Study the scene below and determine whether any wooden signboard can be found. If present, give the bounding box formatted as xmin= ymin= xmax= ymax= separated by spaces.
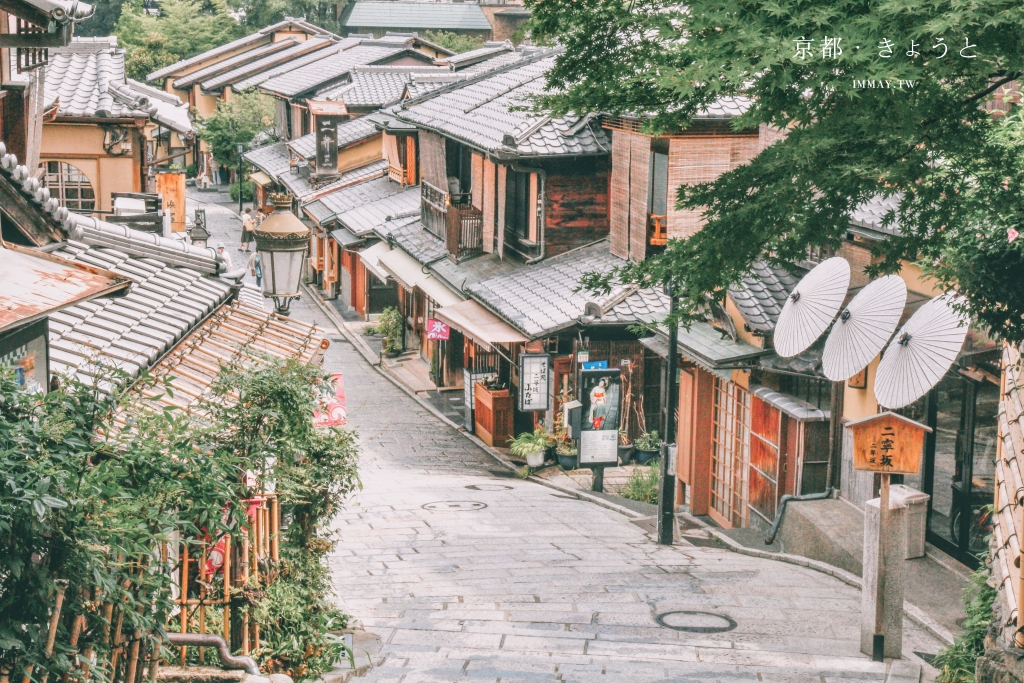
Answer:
xmin=848 ymin=411 xmax=930 ymax=475
xmin=155 ymin=171 xmax=186 ymax=233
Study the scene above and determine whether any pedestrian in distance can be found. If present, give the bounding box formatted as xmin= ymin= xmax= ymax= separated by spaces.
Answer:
xmin=247 ymin=251 xmax=263 ymax=289
xmin=239 ymin=208 xmax=255 ymax=252
xmin=216 ymin=242 xmax=234 ymax=272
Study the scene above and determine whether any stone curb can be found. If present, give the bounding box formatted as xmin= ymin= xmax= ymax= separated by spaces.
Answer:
xmin=702 ymin=526 xmax=955 ymax=647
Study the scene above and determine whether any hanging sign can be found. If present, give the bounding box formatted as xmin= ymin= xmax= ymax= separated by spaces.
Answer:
xmin=518 ymin=353 xmax=550 ymax=411
xmin=848 ymin=411 xmax=930 ymax=474
xmin=314 ymin=115 xmax=343 ymax=175
xmin=582 ymin=360 xmax=608 ymax=370
xmin=578 ymin=368 xmax=621 ymax=465
xmin=427 ymin=318 xmax=450 ymax=341
xmin=313 ymin=373 xmax=347 ymax=427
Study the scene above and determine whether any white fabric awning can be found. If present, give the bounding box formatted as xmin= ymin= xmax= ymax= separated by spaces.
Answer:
xmin=359 ymin=241 xmax=391 ymax=283
xmin=434 ymin=299 xmax=529 ymax=351
xmin=379 ymin=248 xmax=462 ymax=307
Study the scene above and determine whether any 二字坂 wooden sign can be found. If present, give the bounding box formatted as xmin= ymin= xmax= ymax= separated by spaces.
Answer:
xmin=847 ymin=412 xmax=931 ymax=474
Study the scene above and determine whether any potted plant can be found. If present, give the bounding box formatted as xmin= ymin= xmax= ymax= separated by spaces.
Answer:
xmin=617 ymin=429 xmax=634 ymax=466
xmin=508 ymin=428 xmax=551 ymax=468
xmin=634 ymin=430 xmax=661 ymax=464
xmin=556 ymin=441 xmax=578 ymax=470
xmin=371 ymin=307 xmax=403 ymax=357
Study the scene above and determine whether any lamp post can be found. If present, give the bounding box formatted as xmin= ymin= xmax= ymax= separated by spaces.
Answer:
xmin=237 ymin=142 xmax=245 ymax=216
xmin=253 ymin=193 xmax=309 ymax=316
xmin=657 ymin=282 xmax=679 ymax=546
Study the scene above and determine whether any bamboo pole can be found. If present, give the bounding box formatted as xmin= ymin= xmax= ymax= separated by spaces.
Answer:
xmin=123 ymin=640 xmax=140 ymax=683
xmin=179 ymin=545 xmax=189 ymax=665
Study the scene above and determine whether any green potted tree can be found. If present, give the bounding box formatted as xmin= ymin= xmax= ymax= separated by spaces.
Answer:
xmin=371 ymin=307 xmax=403 ymax=357
xmin=556 ymin=440 xmax=578 ymax=470
xmin=617 ymin=429 xmax=633 ymax=466
xmin=634 ymin=430 xmax=661 ymax=465
xmin=508 ymin=428 xmax=551 ymax=468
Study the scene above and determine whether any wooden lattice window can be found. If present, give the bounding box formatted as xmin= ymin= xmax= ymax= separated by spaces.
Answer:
xmin=41 ymin=161 xmax=96 ymax=211
xmin=711 ymin=378 xmax=750 ymax=528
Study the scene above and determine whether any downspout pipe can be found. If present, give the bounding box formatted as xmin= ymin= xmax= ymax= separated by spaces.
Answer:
xmin=764 ymin=488 xmax=834 ymax=545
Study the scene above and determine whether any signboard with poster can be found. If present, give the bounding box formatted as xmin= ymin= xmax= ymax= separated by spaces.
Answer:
xmin=848 ymin=411 xmax=930 ymax=474
xmin=518 ymin=353 xmax=549 ymax=412
xmin=0 ymin=319 xmax=49 ymax=394
xmin=312 ymin=373 xmax=346 ymax=427
xmin=578 ymin=368 xmax=621 ymax=465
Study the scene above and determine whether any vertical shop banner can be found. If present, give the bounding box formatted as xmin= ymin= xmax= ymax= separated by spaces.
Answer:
xmin=578 ymin=368 xmax=621 ymax=465
xmin=313 ymin=373 xmax=347 ymax=426
xmin=315 ymin=116 xmax=341 ymax=175
xmin=427 ymin=318 xmax=450 ymax=341
xmin=518 ymin=354 xmax=550 ymax=412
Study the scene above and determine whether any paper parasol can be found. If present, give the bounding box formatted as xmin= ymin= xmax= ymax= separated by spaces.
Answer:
xmin=773 ymin=257 xmax=851 ymax=358
xmin=822 ymin=275 xmax=907 ymax=381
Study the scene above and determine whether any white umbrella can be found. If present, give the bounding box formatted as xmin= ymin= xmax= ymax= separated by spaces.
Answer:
xmin=874 ymin=294 xmax=970 ymax=409
xmin=822 ymin=275 xmax=907 ymax=381
xmin=773 ymin=257 xmax=851 ymax=358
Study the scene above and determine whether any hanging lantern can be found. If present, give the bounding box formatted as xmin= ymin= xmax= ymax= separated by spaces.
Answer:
xmin=253 ymin=193 xmax=310 ymax=315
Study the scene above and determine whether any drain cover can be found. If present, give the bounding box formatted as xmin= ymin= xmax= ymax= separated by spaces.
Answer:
xmin=655 ymin=611 xmax=737 ymax=633
xmin=422 ymin=501 xmax=487 ymax=511
xmin=465 ymin=484 xmax=513 ymax=491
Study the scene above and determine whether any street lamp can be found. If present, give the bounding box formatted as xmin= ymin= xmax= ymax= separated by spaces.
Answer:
xmin=236 ymin=142 xmax=245 ymax=215
xmin=253 ymin=193 xmax=309 ymax=316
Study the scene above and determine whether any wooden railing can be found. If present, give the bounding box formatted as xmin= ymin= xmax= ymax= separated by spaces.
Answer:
xmin=648 ymin=214 xmax=667 ymax=246
xmin=421 ymin=180 xmax=448 ymax=241
xmin=422 ymin=181 xmax=483 ymax=262
xmin=388 ymin=164 xmax=405 ymax=186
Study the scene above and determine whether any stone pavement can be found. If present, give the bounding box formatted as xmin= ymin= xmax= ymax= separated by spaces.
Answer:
xmin=188 ymin=189 xmax=943 ymax=682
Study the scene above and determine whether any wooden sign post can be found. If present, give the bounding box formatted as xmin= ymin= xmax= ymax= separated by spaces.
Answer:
xmin=847 ymin=411 xmax=930 ymax=661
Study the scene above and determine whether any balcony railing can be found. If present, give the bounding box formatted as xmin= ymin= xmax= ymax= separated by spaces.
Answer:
xmin=649 ymin=214 xmax=667 ymax=246
xmin=422 ymin=181 xmax=483 ymax=262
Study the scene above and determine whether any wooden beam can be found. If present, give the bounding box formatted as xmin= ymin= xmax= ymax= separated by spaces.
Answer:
xmin=0 ymin=173 xmax=61 ymax=246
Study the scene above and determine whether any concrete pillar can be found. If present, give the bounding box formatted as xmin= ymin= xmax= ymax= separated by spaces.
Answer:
xmin=860 ymin=496 xmax=907 ymax=659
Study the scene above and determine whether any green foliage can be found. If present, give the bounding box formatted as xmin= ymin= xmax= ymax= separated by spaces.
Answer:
xmin=507 ymin=428 xmax=551 ymax=456
xmin=238 ymin=0 xmax=340 ymax=34
xmin=530 ymin=0 xmax=1024 ymax=342
xmin=424 ymin=30 xmax=484 ymax=55
xmin=932 ymin=564 xmax=996 ymax=682
xmin=515 ymin=465 xmax=531 ymax=479
xmin=185 ymin=163 xmax=199 ymax=178
xmin=230 ymin=181 xmax=255 ymax=202
xmin=621 ymin=460 xmax=661 ymax=505
xmin=371 ymin=307 xmax=403 ymax=354
xmin=634 ymin=430 xmax=660 ymax=451
xmin=76 ymin=0 xmax=128 ymax=37
xmin=197 ymin=91 xmax=278 ymax=168
xmin=115 ymin=0 xmax=242 ymax=80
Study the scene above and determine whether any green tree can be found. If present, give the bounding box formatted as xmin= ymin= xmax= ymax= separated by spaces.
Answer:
xmin=529 ymin=0 xmax=1024 ymax=342
xmin=238 ymin=0 xmax=339 ymax=34
xmin=424 ymin=30 xmax=484 ymax=54
xmin=115 ymin=0 xmax=242 ymax=81
xmin=197 ymin=89 xmax=277 ymax=167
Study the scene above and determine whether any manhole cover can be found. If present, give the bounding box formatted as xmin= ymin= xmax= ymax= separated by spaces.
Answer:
xmin=465 ymin=484 xmax=512 ymax=491
xmin=655 ymin=611 xmax=737 ymax=633
xmin=422 ymin=501 xmax=487 ymax=511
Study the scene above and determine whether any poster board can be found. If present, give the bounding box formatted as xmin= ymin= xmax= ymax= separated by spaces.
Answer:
xmin=578 ymin=368 xmax=621 ymax=465
xmin=518 ymin=353 xmax=550 ymax=412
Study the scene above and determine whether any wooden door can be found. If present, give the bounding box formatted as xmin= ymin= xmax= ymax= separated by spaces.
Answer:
xmin=748 ymin=396 xmax=782 ymax=528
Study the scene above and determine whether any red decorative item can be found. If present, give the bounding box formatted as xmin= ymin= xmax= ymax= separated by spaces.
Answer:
xmin=426 ymin=319 xmax=450 ymax=341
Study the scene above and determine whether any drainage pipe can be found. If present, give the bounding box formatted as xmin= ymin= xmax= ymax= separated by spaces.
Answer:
xmin=164 ymin=632 xmax=261 ymax=675
xmin=764 ymin=488 xmax=834 ymax=546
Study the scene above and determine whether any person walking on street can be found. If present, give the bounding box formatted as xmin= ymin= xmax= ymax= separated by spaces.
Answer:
xmin=239 ymin=208 xmax=255 ymax=252
xmin=256 ymin=208 xmax=267 ymax=227
xmin=247 ymin=251 xmax=263 ymax=289
xmin=216 ymin=242 xmax=234 ymax=272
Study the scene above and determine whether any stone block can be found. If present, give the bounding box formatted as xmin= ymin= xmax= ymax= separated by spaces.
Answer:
xmin=860 ymin=496 xmax=907 ymax=660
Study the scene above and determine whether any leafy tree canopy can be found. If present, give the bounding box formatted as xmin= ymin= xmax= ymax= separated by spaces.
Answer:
xmin=238 ymin=0 xmax=339 ymax=34
xmin=197 ymin=89 xmax=277 ymax=167
xmin=529 ymin=0 xmax=1024 ymax=342
xmin=424 ymin=30 xmax=484 ymax=54
xmin=115 ymin=0 xmax=242 ymax=81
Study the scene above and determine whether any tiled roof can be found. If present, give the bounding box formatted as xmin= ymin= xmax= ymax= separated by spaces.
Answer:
xmin=428 ymin=252 xmax=520 ymax=294
xmin=230 ymin=39 xmax=361 ymax=92
xmin=603 ymin=288 xmax=671 ymax=325
xmin=202 ymin=37 xmax=340 ymax=92
xmin=260 ymin=45 xmax=403 ymax=98
xmin=146 ymin=18 xmax=335 ymax=81
xmin=344 ymin=1 xmax=492 ymax=31
xmin=280 ymin=158 xmax=388 ymax=203
xmin=849 ymin=194 xmax=901 ymax=236
xmin=126 ymin=79 xmax=193 ymax=134
xmin=750 ymin=385 xmax=829 ymax=422
xmin=696 ymin=96 xmax=752 ymax=118
xmin=456 ymin=50 xmax=528 ymax=77
xmin=302 ymin=175 xmax=406 ymax=224
xmin=395 ymin=54 xmax=610 ymax=158
xmin=317 ymin=68 xmax=442 ymax=108
xmin=336 ymin=186 xmax=420 ymax=236
xmin=244 ymin=142 xmax=292 ymax=182
xmin=389 ymin=219 xmax=446 ymax=264
xmin=727 ymin=260 xmax=799 ymax=333
xmin=405 ymin=78 xmax=458 ymax=99
xmin=22 ymin=0 xmax=93 ymax=22
xmin=287 ymin=116 xmax=380 ymax=160
xmin=173 ymin=39 xmax=298 ymax=90
xmin=441 ymin=42 xmax=513 ymax=68
xmin=45 ymin=41 xmax=140 ymax=118
xmin=467 ymin=241 xmax=629 ymax=338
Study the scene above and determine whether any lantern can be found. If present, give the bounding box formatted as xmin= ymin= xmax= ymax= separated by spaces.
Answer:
xmin=188 ymin=209 xmax=210 ymax=248
xmin=253 ymin=193 xmax=310 ymax=316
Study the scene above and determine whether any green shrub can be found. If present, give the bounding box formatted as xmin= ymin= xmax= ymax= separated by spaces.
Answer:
xmin=621 ymin=460 xmax=660 ymax=505
xmin=230 ymin=180 xmax=254 ymax=202
xmin=932 ymin=563 xmax=996 ymax=683
xmin=185 ymin=163 xmax=199 ymax=178
xmin=635 ymin=430 xmax=661 ymax=451
xmin=371 ymin=307 xmax=403 ymax=353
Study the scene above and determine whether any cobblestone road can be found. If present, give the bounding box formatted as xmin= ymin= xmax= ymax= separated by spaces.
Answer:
xmin=190 ymin=191 xmax=942 ymax=683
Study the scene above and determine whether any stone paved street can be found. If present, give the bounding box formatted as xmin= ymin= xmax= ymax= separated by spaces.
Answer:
xmin=189 ymin=190 xmax=942 ymax=683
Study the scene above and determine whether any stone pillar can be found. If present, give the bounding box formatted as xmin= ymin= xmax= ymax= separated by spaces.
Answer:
xmin=861 ymin=496 xmax=907 ymax=659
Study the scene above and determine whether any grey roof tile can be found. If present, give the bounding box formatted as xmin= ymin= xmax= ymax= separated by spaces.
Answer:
xmin=230 ymin=38 xmax=361 ymax=91
xmin=303 ymin=174 xmax=406 ymax=224
xmin=466 ymin=241 xmax=630 ymax=337
xmin=244 ymin=142 xmax=292 ymax=181
xmin=395 ymin=54 xmax=610 ymax=158
xmin=202 ymin=37 xmax=339 ymax=92
xmin=604 ymin=288 xmax=671 ymax=325
xmin=336 ymin=186 xmax=420 ymax=235
xmin=727 ymin=260 xmax=799 ymax=333
xmin=344 ymin=1 xmax=492 ymax=31
xmin=390 ymin=219 xmax=446 ymax=264
xmin=287 ymin=116 xmax=380 ymax=159
xmin=173 ymin=39 xmax=298 ymax=89
xmin=849 ymin=194 xmax=901 ymax=236
xmin=260 ymin=45 xmax=403 ymax=98
xmin=280 ymin=158 xmax=388 ymax=202
xmin=317 ymin=68 xmax=441 ymax=107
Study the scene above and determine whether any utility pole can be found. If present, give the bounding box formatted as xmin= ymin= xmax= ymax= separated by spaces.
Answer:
xmin=237 ymin=142 xmax=245 ymax=216
xmin=657 ymin=284 xmax=679 ymax=546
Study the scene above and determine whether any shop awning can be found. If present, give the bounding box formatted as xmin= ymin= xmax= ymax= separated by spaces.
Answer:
xmin=329 ymin=226 xmax=365 ymax=248
xmin=639 ymin=322 xmax=770 ymax=374
xmin=434 ymin=299 xmax=529 ymax=351
xmin=358 ymin=241 xmax=391 ymax=283
xmin=379 ymin=248 xmax=462 ymax=307
xmin=249 ymin=171 xmax=274 ymax=187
